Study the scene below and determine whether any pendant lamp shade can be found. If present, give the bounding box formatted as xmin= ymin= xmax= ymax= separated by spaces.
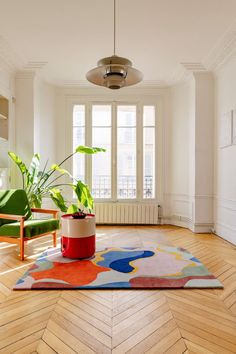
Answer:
xmin=86 ymin=55 xmax=143 ymax=90
xmin=86 ymin=1 xmax=143 ymax=89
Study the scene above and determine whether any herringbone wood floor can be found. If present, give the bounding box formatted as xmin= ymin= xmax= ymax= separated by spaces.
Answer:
xmin=0 ymin=225 xmax=236 ymax=353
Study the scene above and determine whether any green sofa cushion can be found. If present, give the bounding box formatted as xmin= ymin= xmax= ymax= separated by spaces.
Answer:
xmin=0 ymin=189 xmax=32 ymax=226
xmin=0 ymin=218 xmax=60 ymax=238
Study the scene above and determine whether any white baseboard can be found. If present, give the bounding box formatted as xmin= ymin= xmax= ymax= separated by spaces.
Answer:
xmin=162 ymin=216 xmax=213 ymax=234
xmin=161 ymin=215 xmax=190 ymax=229
xmin=189 ymin=222 xmax=213 ymax=233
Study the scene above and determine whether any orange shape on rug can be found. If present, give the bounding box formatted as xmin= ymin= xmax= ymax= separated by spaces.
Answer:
xmin=31 ymin=260 xmax=110 ymax=286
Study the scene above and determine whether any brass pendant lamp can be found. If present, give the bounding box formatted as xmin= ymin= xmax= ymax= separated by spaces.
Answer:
xmin=86 ymin=0 xmax=143 ymax=89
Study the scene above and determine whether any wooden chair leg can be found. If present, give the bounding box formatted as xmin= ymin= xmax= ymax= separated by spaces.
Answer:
xmin=52 ymin=231 xmax=57 ymax=247
xmin=20 ymin=219 xmax=24 ymax=261
xmin=20 ymin=238 xmax=24 ymax=261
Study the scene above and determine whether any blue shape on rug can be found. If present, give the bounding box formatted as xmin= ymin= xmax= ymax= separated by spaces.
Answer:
xmin=109 ymin=250 xmax=154 ymax=273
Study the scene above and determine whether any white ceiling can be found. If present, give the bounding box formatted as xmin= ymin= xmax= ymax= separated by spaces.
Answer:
xmin=0 ymin=0 xmax=236 ymax=86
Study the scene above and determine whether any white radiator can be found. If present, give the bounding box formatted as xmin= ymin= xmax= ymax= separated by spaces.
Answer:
xmin=94 ymin=203 xmax=159 ymax=225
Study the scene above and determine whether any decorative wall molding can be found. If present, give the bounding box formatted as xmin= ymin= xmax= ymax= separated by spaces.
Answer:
xmin=162 ymin=193 xmax=192 ymax=229
xmin=203 ymin=20 xmax=236 ymax=71
xmin=214 ymin=196 xmax=236 ymax=211
xmin=214 ymin=196 xmax=236 ymax=245
xmin=163 ymin=193 xmax=216 ymax=233
xmin=214 ymin=222 xmax=236 ymax=245
xmin=193 ymin=195 xmax=214 ymax=199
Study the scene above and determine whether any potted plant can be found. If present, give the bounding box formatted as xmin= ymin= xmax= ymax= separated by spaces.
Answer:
xmin=9 ymin=145 xmax=105 ymax=259
xmin=8 ymin=145 xmax=105 ymax=212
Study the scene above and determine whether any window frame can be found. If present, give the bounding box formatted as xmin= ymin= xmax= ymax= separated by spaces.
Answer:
xmin=91 ymin=103 xmax=113 ymax=199
xmin=66 ymin=96 xmax=161 ymax=205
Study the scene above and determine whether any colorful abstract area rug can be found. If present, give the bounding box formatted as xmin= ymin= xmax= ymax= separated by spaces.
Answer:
xmin=14 ymin=246 xmax=223 ymax=289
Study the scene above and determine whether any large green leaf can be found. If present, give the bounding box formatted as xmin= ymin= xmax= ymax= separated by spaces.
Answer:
xmin=29 ymin=193 xmax=42 ymax=208
xmin=75 ymin=145 xmax=106 ymax=154
xmin=50 ymin=164 xmax=72 ymax=178
xmin=8 ymin=152 xmax=29 ymax=176
xmin=28 ymin=153 xmax=40 ymax=187
xmin=74 ymin=180 xmax=94 ymax=210
xmin=67 ymin=204 xmax=79 ymax=214
xmin=49 ymin=188 xmax=68 ymax=212
xmin=38 ymin=170 xmax=50 ymax=184
xmin=8 ymin=152 xmax=30 ymax=188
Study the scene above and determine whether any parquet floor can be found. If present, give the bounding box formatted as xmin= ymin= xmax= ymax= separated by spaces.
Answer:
xmin=0 ymin=225 xmax=236 ymax=353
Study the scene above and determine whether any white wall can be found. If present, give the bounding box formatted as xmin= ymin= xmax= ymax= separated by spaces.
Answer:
xmin=190 ymin=72 xmax=214 ymax=232
xmin=12 ymin=73 xmax=57 ymax=188
xmin=15 ymin=72 xmax=35 ymax=168
xmin=34 ymin=78 xmax=56 ymax=166
xmin=166 ymin=72 xmax=214 ymax=233
xmin=0 ymin=62 xmax=15 ymax=187
xmin=164 ymin=80 xmax=191 ymax=226
xmin=214 ymin=55 xmax=236 ymax=244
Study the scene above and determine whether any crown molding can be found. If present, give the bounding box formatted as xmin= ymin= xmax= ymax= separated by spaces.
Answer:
xmin=23 ymin=61 xmax=48 ymax=70
xmin=138 ymin=80 xmax=168 ymax=88
xmin=181 ymin=62 xmax=206 ymax=71
xmin=203 ymin=20 xmax=236 ymax=71
xmin=169 ymin=62 xmax=208 ymax=85
xmin=0 ymin=37 xmax=48 ymax=77
xmin=170 ymin=22 xmax=236 ymax=84
xmin=0 ymin=36 xmax=24 ymax=73
xmin=57 ymin=79 xmax=169 ymax=89
xmin=15 ymin=70 xmax=36 ymax=80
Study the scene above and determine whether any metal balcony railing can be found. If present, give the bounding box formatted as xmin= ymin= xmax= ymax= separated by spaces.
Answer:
xmin=74 ymin=175 xmax=154 ymax=199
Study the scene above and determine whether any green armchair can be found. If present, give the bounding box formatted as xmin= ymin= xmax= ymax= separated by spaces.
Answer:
xmin=0 ymin=189 xmax=60 ymax=260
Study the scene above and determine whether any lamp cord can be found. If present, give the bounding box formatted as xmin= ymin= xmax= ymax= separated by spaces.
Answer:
xmin=114 ymin=0 xmax=116 ymax=56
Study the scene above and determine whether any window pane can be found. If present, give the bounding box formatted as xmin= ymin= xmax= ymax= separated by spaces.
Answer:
xmin=117 ymin=105 xmax=136 ymax=126
xmin=117 ymin=105 xmax=136 ymax=199
xmin=143 ymin=105 xmax=155 ymax=126
xmin=73 ymin=105 xmax=85 ymax=126
xmin=92 ymin=105 xmax=111 ymax=126
xmin=143 ymin=106 xmax=155 ymax=198
xmin=73 ymin=105 xmax=85 ymax=181
xmin=92 ymin=105 xmax=111 ymax=198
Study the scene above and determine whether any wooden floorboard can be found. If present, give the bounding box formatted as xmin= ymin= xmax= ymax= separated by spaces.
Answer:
xmin=0 ymin=225 xmax=236 ymax=353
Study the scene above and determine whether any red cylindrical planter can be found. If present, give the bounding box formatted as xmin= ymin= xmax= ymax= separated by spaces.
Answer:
xmin=61 ymin=214 xmax=95 ymax=259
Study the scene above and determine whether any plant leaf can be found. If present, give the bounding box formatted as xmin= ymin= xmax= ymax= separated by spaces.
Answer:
xmin=49 ymin=188 xmax=68 ymax=212
xmin=8 ymin=152 xmax=30 ymax=189
xmin=30 ymin=193 xmax=42 ymax=208
xmin=67 ymin=204 xmax=78 ymax=214
xmin=74 ymin=180 xmax=94 ymax=210
xmin=8 ymin=152 xmax=29 ymax=175
xmin=28 ymin=153 xmax=40 ymax=187
xmin=50 ymin=164 xmax=72 ymax=178
xmin=75 ymin=145 xmax=106 ymax=154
